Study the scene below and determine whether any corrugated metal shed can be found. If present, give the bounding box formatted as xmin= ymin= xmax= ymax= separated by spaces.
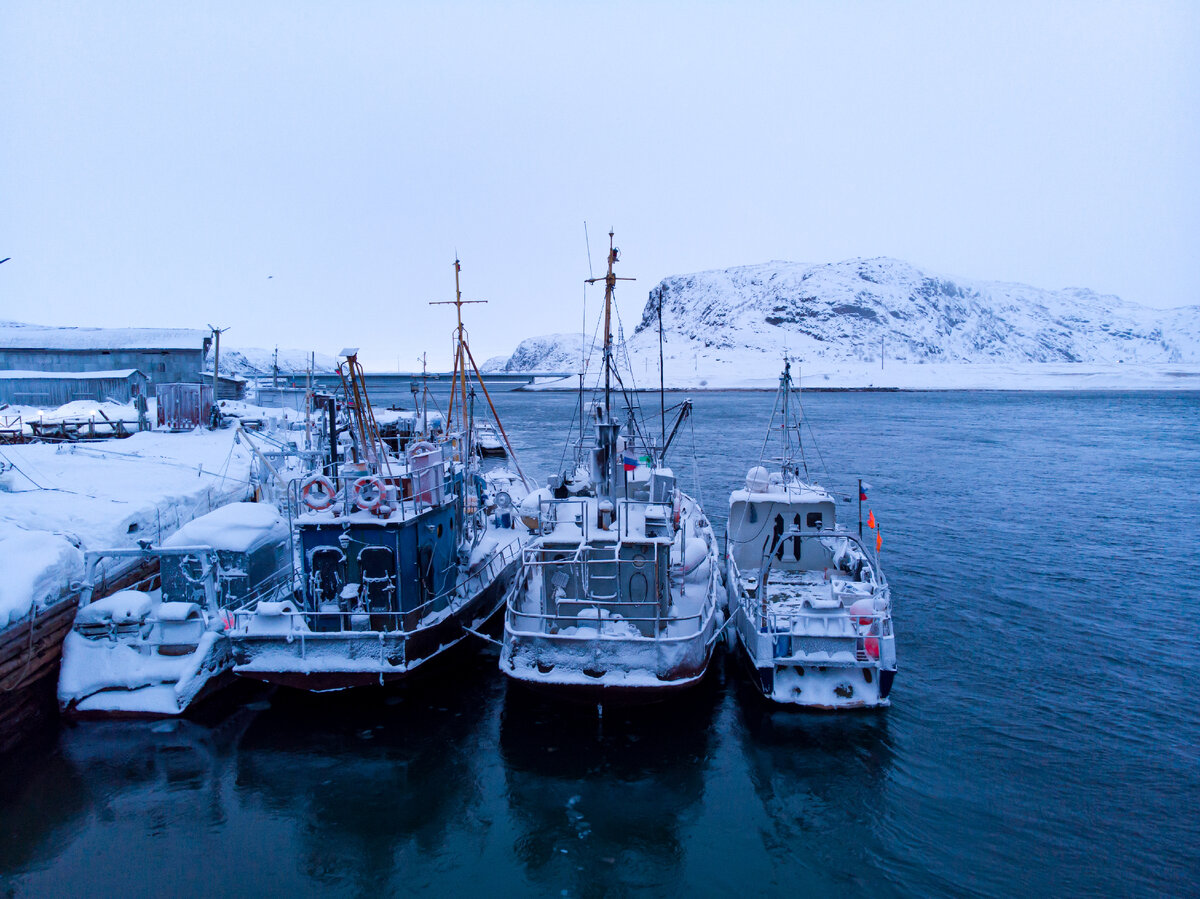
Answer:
xmin=0 ymin=369 xmax=149 ymax=406
xmin=156 ymin=382 xmax=214 ymax=430
xmin=0 ymin=325 xmax=210 ymax=387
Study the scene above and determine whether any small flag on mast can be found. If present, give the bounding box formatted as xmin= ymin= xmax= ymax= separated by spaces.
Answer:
xmin=860 ymin=481 xmax=873 ymax=501
xmin=876 ymin=531 xmax=882 ymax=553
xmin=867 ymin=510 xmax=876 ymax=529
xmin=622 ymin=454 xmax=637 ymax=472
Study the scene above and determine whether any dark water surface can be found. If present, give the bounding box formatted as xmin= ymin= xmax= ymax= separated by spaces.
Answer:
xmin=2 ymin=391 xmax=1198 ymax=898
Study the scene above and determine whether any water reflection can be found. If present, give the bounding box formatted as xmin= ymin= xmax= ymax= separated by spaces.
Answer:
xmin=732 ymin=671 xmax=897 ymax=893
xmin=499 ymin=674 xmax=721 ymax=897
xmin=233 ymin=656 xmax=497 ymax=895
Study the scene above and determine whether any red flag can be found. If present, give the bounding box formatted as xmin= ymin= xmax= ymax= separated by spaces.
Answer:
xmin=876 ymin=531 xmax=882 ymax=553
xmin=867 ymin=510 xmax=876 ymax=529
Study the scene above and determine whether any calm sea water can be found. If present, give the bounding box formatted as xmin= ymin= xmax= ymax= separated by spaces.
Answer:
xmin=2 ymin=390 xmax=1197 ymax=898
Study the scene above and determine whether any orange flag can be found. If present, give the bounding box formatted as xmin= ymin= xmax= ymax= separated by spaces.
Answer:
xmin=876 ymin=531 xmax=882 ymax=553
xmin=867 ymin=510 xmax=876 ymax=529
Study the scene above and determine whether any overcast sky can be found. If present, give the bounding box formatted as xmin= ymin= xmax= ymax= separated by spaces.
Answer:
xmin=3 ymin=1 xmax=1197 ymax=370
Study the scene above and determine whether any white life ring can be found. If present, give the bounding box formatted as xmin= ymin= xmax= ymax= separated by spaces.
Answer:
xmin=353 ymin=475 xmax=386 ymax=512
xmin=301 ymin=474 xmax=336 ymax=511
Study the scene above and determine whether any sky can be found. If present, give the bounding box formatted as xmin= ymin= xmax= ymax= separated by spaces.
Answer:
xmin=2 ymin=1 xmax=1197 ymax=370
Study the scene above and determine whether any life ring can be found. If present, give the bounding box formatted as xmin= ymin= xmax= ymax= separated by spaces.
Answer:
xmin=302 ymin=474 xmax=336 ymax=511
xmin=353 ymin=476 xmax=386 ymax=512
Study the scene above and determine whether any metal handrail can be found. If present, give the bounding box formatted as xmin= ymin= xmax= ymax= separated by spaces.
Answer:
xmin=505 ymin=540 xmax=723 ymax=639
xmin=229 ymin=537 xmax=521 ymax=633
xmin=286 ymin=452 xmax=460 ymax=524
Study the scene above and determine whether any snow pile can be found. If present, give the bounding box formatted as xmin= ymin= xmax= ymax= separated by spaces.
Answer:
xmin=0 ymin=324 xmax=207 ymax=351
xmin=0 ymin=430 xmax=255 ymax=559
xmin=0 ymin=523 xmax=83 ymax=627
xmin=0 ymin=369 xmax=140 ymax=381
xmin=492 ymin=257 xmax=1200 ymax=389
xmin=163 ymin=502 xmax=287 ymax=552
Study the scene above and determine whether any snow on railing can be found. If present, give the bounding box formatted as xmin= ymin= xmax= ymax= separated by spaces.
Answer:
xmin=228 ymin=537 xmax=520 ymax=635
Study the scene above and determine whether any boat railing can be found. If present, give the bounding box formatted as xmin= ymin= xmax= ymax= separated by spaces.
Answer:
xmin=616 ymin=499 xmax=673 ymax=540
xmin=287 ymin=452 xmax=458 ymax=524
xmin=505 ymin=544 xmax=719 ymax=640
xmin=228 ymin=538 xmax=520 ymax=635
xmin=533 ymin=497 xmax=592 ymax=541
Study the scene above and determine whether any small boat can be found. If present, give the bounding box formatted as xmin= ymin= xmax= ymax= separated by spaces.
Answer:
xmin=58 ymin=502 xmax=293 ymax=717
xmin=725 ymin=361 xmax=896 ymax=709
xmin=501 ymin=232 xmax=724 ymax=702
xmin=228 ymin=264 xmax=532 ymax=690
xmin=473 ymin=421 xmax=506 ymax=457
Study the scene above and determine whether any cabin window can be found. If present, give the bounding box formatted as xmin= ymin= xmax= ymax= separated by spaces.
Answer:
xmin=806 ymin=512 xmax=823 ymax=529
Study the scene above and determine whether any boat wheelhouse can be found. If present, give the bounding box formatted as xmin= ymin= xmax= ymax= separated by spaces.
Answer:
xmin=59 ymin=502 xmax=293 ymax=717
xmin=501 ymin=232 xmax=724 ymax=701
xmin=725 ymin=361 xmax=896 ymax=709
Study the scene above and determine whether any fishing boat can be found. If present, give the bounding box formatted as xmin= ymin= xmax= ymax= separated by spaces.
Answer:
xmin=472 ymin=421 xmax=506 ymax=458
xmin=58 ymin=502 xmax=293 ymax=717
xmin=725 ymin=361 xmax=896 ymax=709
xmin=228 ymin=264 xmax=532 ymax=690
xmin=501 ymin=232 xmax=724 ymax=702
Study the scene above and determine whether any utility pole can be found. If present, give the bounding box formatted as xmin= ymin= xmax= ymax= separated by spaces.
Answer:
xmin=207 ymin=325 xmax=229 ymax=415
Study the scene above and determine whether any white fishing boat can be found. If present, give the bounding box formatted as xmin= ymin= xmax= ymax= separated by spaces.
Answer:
xmin=58 ymin=502 xmax=293 ymax=717
xmin=501 ymin=232 xmax=724 ymax=702
xmin=725 ymin=361 xmax=896 ymax=709
xmin=472 ymin=421 xmax=506 ymax=458
xmin=228 ymin=265 xmax=533 ymax=690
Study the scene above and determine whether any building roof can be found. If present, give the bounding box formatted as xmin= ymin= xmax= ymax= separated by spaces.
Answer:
xmin=0 ymin=369 xmax=145 ymax=380
xmin=0 ymin=324 xmax=208 ymax=351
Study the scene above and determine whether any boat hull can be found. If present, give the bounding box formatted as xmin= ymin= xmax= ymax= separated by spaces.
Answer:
xmin=731 ymin=608 xmax=895 ymax=710
xmin=0 ymin=594 xmax=80 ymax=754
xmin=501 ymin=614 xmax=719 ymax=706
xmin=59 ymin=632 xmax=236 ymax=720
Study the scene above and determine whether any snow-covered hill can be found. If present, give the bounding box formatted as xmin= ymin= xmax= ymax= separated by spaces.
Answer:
xmin=491 ymin=257 xmax=1200 ymax=388
xmin=218 ymin=347 xmax=338 ymax=377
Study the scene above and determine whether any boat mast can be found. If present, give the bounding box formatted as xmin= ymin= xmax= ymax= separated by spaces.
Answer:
xmin=585 ymin=230 xmax=634 ymax=501
xmin=431 ymin=259 xmax=486 ymax=459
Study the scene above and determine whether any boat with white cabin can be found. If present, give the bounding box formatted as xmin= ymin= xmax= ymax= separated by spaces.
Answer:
xmin=725 ymin=361 xmax=896 ymax=709
xmin=58 ymin=502 xmax=293 ymax=717
xmin=501 ymin=232 xmax=724 ymax=702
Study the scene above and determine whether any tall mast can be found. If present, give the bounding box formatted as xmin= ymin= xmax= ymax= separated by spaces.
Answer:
xmin=584 ymin=230 xmax=635 ymax=503
xmin=431 ymin=259 xmax=486 ymax=456
xmin=585 ymin=230 xmax=635 ymax=421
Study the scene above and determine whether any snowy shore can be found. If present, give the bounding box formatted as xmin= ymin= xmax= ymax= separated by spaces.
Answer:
xmin=520 ymin=361 xmax=1200 ymax=392
xmin=0 ymin=429 xmax=255 ymax=626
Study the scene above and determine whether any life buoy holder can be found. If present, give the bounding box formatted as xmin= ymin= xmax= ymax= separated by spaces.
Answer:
xmin=301 ymin=474 xmax=336 ymax=511
xmin=353 ymin=475 xmax=386 ymax=512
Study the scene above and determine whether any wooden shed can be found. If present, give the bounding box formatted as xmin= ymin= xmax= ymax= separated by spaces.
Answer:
xmin=0 ymin=369 xmax=149 ymax=406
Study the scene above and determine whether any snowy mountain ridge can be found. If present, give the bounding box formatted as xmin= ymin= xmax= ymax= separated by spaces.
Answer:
xmin=491 ymin=257 xmax=1200 ymax=386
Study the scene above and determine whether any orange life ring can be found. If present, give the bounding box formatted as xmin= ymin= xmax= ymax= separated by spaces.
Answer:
xmin=353 ymin=476 xmax=386 ymax=512
xmin=301 ymin=474 xmax=335 ymax=511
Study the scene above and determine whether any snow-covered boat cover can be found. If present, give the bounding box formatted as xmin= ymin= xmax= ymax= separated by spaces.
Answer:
xmin=161 ymin=502 xmax=288 ymax=553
